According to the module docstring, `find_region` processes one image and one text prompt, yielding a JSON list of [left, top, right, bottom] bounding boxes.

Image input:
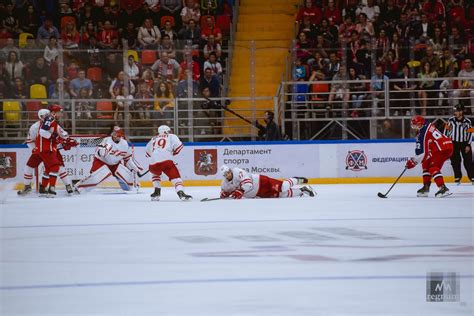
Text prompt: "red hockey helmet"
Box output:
[[111, 126, 124, 139], [410, 115, 425, 129], [48, 104, 63, 113]]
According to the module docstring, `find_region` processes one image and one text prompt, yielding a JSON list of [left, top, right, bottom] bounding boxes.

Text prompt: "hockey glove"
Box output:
[[405, 158, 417, 169], [220, 190, 230, 199], [230, 189, 244, 199], [61, 138, 79, 151]]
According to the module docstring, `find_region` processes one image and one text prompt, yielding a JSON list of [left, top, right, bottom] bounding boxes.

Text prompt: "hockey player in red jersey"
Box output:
[[219, 165, 315, 199], [34, 104, 70, 196], [75, 126, 143, 192], [406, 115, 454, 197], [145, 125, 192, 201], [39, 105, 77, 195], [17, 109, 51, 195]]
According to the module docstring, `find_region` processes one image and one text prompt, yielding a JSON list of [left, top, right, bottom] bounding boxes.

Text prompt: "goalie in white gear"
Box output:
[[75, 126, 143, 192], [219, 165, 315, 199], [145, 125, 192, 201]]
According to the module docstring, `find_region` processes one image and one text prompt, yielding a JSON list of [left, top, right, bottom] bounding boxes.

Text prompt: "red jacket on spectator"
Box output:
[[296, 6, 322, 25], [61, 32, 81, 46], [66, 65, 79, 80], [323, 7, 341, 25], [97, 29, 118, 46], [179, 60, 200, 81], [448, 6, 466, 26], [202, 26, 222, 41], [422, 0, 445, 22], [0, 30, 12, 48], [72, 0, 87, 12]]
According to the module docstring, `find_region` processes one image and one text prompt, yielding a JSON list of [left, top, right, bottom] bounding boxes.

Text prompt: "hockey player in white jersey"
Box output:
[[17, 108, 76, 196], [145, 125, 192, 201], [219, 165, 315, 199], [75, 126, 143, 192]]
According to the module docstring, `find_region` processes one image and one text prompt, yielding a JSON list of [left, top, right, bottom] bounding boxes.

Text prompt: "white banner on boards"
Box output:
[[1, 141, 456, 183]]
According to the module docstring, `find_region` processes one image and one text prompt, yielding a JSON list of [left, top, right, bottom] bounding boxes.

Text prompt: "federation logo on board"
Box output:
[[345, 150, 368, 171], [194, 149, 217, 176], [0, 152, 16, 178]]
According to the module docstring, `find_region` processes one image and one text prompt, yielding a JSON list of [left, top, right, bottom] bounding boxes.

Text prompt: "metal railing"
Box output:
[[278, 76, 473, 140], [1, 96, 275, 142]]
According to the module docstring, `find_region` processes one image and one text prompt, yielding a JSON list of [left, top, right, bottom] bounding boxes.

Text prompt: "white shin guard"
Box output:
[[171, 178, 184, 192], [151, 174, 161, 189], [281, 178, 297, 192], [279, 188, 303, 198], [23, 165, 35, 185], [59, 166, 71, 186]]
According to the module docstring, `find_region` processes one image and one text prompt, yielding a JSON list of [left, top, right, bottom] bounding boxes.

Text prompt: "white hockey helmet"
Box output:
[[158, 125, 171, 135], [220, 164, 231, 176], [38, 109, 50, 120]]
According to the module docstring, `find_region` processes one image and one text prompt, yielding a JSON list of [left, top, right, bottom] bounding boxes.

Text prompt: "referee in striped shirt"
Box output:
[[444, 104, 474, 184]]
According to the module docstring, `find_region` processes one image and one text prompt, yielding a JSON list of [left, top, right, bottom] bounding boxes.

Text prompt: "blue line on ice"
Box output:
[[1, 216, 472, 229], [2, 275, 473, 291]]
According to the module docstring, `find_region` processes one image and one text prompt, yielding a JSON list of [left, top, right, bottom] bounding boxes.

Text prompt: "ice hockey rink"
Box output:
[[1, 183, 473, 315]]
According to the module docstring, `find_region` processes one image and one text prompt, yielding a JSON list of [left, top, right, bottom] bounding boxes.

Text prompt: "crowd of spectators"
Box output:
[[0, 0, 232, 136], [293, 0, 474, 119]]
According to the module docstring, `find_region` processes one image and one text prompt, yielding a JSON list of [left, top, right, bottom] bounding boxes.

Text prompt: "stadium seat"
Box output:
[[141, 50, 157, 65], [30, 84, 47, 99], [87, 67, 102, 82], [216, 15, 231, 36], [3, 101, 21, 123], [19, 32, 33, 48], [61, 16, 76, 30], [160, 16, 175, 28], [127, 50, 139, 62], [26, 101, 42, 121], [96, 101, 113, 119], [200, 15, 215, 29], [310, 83, 329, 102]]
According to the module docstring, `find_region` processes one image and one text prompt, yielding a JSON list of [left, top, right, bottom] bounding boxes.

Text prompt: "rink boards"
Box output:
[[2, 139, 469, 186]]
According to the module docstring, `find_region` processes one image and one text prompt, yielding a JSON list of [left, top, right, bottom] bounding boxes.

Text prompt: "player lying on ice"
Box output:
[[405, 115, 453, 197], [146, 125, 192, 201], [75, 126, 143, 193], [219, 165, 315, 199]]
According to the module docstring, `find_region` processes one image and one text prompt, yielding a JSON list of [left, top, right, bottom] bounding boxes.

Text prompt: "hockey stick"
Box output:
[[202, 97, 265, 132], [200, 197, 222, 202], [377, 167, 407, 198], [137, 169, 149, 178]]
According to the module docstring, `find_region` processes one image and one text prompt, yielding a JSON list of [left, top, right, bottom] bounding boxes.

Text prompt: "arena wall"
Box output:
[[0, 140, 468, 188]]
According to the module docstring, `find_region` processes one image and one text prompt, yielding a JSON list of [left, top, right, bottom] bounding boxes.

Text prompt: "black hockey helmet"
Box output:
[[453, 104, 465, 112]]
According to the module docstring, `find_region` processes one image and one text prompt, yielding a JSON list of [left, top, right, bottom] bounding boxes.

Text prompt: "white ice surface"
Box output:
[[0, 183, 473, 316]]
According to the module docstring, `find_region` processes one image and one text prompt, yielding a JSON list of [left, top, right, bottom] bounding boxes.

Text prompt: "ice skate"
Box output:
[[416, 184, 430, 197], [294, 177, 308, 184], [47, 186, 57, 198], [301, 185, 315, 197], [17, 184, 32, 196], [177, 190, 192, 201], [150, 188, 161, 201], [435, 185, 452, 198], [65, 184, 74, 195], [39, 185, 48, 197]]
